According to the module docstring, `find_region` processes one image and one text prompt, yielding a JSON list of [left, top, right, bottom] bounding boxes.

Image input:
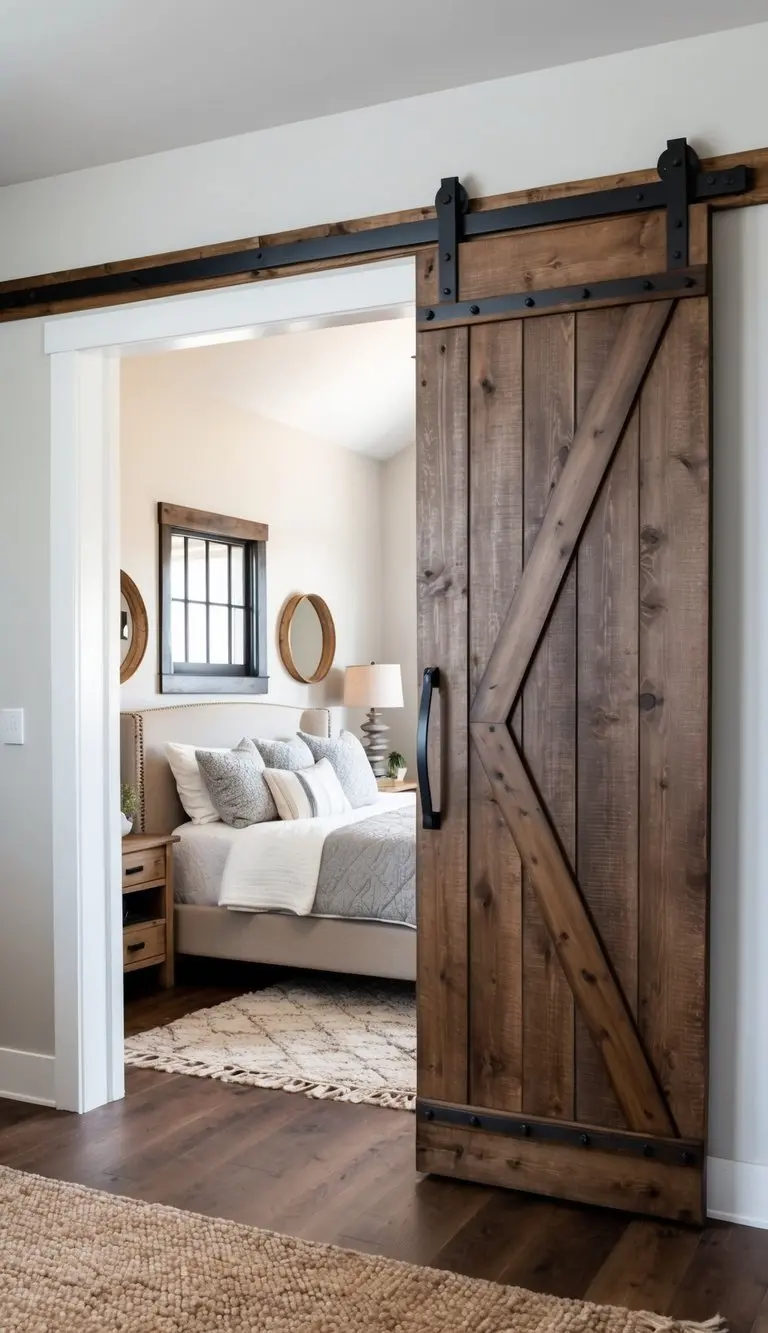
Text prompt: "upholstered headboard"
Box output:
[[120, 702, 332, 835]]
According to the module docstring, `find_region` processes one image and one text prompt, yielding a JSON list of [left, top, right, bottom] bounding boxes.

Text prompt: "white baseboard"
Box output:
[[0, 1046, 55, 1107], [707, 1155, 768, 1228]]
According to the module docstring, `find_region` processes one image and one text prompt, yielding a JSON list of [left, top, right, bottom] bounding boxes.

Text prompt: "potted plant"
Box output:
[[121, 783, 139, 836], [387, 751, 407, 782]]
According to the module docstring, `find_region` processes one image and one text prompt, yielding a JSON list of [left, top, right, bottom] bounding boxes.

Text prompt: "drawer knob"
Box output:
[[125, 865, 144, 877], [127, 942, 145, 954]]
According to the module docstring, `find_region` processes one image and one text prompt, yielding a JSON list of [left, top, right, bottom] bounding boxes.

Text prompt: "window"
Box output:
[[158, 503, 268, 693]]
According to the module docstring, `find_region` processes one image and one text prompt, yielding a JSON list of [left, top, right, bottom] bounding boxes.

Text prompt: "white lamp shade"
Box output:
[[344, 663, 403, 709]]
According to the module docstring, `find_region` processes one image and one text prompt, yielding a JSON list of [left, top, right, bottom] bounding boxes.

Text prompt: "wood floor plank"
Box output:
[[585, 1220, 700, 1311], [0, 978, 764, 1321], [338, 1173, 491, 1267], [429, 1190, 535, 1283], [751, 1289, 768, 1333], [496, 1199, 627, 1299], [669, 1225, 768, 1333]]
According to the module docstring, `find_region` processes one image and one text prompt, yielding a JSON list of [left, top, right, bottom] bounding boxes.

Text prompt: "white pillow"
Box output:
[[166, 742, 230, 824], [263, 758, 351, 821]]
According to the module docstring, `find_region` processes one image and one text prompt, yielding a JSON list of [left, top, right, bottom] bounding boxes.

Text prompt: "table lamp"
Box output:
[[343, 663, 404, 777]]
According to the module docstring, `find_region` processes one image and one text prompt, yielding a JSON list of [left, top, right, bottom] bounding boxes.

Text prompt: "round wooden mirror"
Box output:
[[120, 570, 149, 684], [278, 594, 336, 684]]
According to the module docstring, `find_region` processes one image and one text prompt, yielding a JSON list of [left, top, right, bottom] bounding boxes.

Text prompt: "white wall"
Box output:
[[120, 350, 382, 728], [709, 204, 768, 1223], [2, 23, 768, 281], [1, 20, 768, 1216], [0, 320, 54, 1081], [380, 445, 417, 772]]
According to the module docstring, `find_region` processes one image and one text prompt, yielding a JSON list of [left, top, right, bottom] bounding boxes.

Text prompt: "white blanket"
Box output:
[[218, 792, 410, 916]]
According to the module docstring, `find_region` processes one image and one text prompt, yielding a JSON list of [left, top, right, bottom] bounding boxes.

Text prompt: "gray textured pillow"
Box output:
[[298, 729, 378, 809], [196, 738, 277, 828], [253, 736, 314, 771]]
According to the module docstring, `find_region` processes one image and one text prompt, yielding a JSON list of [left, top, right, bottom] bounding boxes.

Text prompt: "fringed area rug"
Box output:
[[125, 978, 417, 1110], [0, 1167, 721, 1333]]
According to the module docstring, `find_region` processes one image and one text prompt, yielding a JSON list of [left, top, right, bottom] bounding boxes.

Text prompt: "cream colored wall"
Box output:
[[380, 445, 417, 772], [120, 350, 384, 734]]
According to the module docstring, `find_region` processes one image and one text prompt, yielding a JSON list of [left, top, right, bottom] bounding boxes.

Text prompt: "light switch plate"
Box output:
[[0, 709, 24, 745]]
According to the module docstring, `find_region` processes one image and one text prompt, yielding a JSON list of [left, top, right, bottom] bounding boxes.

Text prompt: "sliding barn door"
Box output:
[[415, 193, 710, 1222]]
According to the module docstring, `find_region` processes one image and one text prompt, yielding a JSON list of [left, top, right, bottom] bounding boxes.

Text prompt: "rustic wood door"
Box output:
[[415, 196, 710, 1222]]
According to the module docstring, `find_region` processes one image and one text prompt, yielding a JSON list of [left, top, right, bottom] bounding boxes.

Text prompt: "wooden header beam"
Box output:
[[0, 145, 765, 323]]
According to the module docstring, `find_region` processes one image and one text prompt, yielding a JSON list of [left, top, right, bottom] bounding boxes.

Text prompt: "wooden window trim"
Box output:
[[158, 502, 268, 544], [158, 503, 268, 695]]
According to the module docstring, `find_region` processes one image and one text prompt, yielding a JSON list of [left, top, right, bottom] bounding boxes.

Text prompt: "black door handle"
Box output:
[[417, 666, 441, 830]]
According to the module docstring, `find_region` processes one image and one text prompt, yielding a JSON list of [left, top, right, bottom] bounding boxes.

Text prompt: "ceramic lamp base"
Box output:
[[360, 708, 389, 778]]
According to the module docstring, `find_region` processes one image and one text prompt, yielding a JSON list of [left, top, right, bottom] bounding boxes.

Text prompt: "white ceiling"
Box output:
[[154, 316, 416, 461], [1, 1, 765, 186]]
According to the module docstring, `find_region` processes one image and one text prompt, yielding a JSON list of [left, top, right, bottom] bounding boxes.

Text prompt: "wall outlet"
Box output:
[[0, 709, 25, 745]]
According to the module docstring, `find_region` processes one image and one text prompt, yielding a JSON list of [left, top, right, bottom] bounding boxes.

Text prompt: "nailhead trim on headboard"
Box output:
[[123, 702, 332, 835]]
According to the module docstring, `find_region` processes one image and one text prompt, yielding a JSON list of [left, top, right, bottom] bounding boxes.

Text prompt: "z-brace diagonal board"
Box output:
[[471, 724, 675, 1136], [471, 299, 674, 725], [470, 298, 678, 1138]]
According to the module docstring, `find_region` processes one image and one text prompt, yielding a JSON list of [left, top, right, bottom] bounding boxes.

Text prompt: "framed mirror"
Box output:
[[278, 593, 336, 684], [120, 570, 149, 684]]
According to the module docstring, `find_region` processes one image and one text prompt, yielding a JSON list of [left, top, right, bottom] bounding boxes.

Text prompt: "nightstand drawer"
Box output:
[[122, 846, 165, 891], [123, 920, 165, 970]]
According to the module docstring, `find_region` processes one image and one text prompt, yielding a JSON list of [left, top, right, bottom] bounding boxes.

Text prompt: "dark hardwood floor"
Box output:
[[1, 969, 767, 1328]]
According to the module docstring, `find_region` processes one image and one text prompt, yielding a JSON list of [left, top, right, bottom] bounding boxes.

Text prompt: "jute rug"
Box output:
[[125, 978, 417, 1110], [0, 1167, 719, 1333]]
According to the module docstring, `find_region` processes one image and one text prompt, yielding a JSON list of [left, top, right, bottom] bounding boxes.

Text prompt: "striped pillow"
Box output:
[[263, 758, 351, 821]]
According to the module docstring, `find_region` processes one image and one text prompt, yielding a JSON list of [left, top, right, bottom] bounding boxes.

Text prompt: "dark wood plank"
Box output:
[[520, 312, 576, 1121], [457, 212, 666, 304], [471, 724, 677, 1141], [417, 1119, 702, 1222], [575, 306, 639, 1129], [416, 304, 469, 1106], [468, 318, 524, 1111], [472, 299, 674, 724], [638, 296, 710, 1142], [585, 1219, 700, 1310]]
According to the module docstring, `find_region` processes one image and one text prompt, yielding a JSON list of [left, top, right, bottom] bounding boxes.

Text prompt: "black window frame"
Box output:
[[158, 503, 268, 695]]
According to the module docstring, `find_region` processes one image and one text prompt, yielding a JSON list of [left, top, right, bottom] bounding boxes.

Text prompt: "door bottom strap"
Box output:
[[416, 1100, 703, 1168]]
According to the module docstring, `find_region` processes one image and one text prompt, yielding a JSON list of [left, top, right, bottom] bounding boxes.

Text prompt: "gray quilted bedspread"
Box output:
[[312, 806, 416, 927]]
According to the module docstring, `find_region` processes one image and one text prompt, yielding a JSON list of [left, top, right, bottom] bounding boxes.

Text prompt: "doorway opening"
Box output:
[[49, 258, 416, 1114]]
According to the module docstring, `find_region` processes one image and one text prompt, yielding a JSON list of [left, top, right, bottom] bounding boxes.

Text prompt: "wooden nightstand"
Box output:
[[377, 778, 418, 794], [122, 833, 180, 988]]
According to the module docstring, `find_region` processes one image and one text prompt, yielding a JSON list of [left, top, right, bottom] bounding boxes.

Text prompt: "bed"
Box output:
[[120, 702, 417, 981]]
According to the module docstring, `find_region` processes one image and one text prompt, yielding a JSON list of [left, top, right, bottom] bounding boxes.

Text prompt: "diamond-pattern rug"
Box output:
[[125, 978, 417, 1110]]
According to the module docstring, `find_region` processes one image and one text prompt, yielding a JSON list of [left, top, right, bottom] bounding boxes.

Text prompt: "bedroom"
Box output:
[[118, 307, 421, 1108]]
